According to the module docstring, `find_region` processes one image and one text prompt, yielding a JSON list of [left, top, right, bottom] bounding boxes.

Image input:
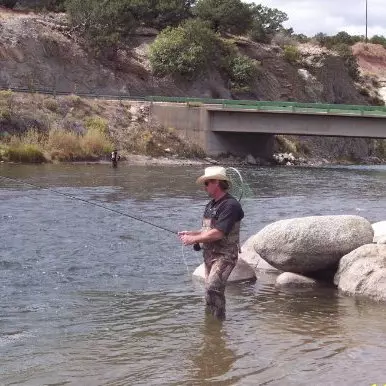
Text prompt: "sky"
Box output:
[[244, 0, 386, 38]]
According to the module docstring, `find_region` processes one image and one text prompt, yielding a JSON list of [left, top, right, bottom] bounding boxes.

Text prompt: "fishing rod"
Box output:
[[0, 175, 177, 235]]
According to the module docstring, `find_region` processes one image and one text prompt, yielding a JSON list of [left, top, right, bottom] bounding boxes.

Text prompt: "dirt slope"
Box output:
[[0, 7, 377, 105]]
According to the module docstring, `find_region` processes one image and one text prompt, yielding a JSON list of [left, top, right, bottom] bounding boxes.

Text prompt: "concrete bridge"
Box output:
[[149, 97, 386, 157]]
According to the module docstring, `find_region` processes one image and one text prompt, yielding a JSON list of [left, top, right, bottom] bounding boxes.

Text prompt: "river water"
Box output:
[[1, 163, 386, 386]]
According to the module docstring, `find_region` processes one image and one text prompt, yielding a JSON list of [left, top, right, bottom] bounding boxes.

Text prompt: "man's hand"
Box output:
[[178, 232, 197, 246]]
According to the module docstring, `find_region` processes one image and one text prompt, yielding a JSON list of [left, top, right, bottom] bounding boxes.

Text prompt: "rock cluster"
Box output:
[[192, 215, 386, 303]]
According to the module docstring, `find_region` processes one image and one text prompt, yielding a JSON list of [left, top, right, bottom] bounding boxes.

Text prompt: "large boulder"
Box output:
[[372, 221, 386, 243], [192, 258, 256, 282], [239, 235, 278, 272], [253, 215, 373, 273], [334, 244, 386, 301]]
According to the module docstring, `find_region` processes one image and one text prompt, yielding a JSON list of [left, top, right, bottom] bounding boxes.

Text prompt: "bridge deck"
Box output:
[[148, 96, 386, 118]]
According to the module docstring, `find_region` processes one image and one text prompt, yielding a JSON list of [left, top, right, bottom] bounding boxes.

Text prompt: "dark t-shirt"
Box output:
[[203, 193, 244, 235]]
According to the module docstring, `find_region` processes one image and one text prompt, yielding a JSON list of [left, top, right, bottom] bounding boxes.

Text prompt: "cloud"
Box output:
[[244, 0, 386, 37]]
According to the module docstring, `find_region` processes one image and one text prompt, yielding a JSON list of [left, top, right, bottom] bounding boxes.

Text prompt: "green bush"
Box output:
[[283, 45, 300, 64], [194, 0, 253, 34], [149, 19, 216, 78], [43, 98, 59, 112], [66, 0, 137, 51], [84, 116, 109, 134], [0, 108, 11, 120], [248, 4, 288, 43], [370, 35, 386, 47], [228, 55, 259, 89]]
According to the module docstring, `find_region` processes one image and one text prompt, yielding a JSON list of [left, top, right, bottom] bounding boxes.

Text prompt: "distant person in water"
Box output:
[[178, 166, 244, 320], [111, 149, 120, 168]]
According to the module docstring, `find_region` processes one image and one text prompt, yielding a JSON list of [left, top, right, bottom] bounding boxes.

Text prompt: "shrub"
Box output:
[[43, 98, 59, 112], [23, 129, 46, 146], [66, 0, 137, 51], [370, 35, 386, 47], [272, 32, 297, 47], [5, 144, 46, 163], [283, 45, 300, 64], [80, 129, 113, 156], [248, 4, 289, 43], [47, 129, 83, 160], [84, 116, 109, 134], [194, 0, 253, 34], [149, 19, 216, 78], [228, 55, 259, 89], [275, 135, 310, 155], [0, 108, 11, 120]]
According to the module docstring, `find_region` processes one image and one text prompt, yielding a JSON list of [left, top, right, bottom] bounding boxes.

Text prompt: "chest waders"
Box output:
[[201, 217, 241, 320]]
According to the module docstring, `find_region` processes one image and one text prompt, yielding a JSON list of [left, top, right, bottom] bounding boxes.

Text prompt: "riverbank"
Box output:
[[1, 91, 386, 166], [94, 152, 386, 168]]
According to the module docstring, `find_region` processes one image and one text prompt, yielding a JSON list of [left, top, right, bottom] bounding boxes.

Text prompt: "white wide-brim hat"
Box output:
[[196, 166, 230, 184]]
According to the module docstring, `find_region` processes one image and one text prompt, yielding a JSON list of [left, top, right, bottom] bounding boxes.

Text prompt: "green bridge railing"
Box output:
[[3, 86, 386, 117], [146, 96, 386, 117]]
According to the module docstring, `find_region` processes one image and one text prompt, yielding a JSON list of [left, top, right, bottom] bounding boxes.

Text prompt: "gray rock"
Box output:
[[239, 235, 278, 272], [372, 221, 386, 243], [253, 215, 374, 273], [334, 244, 386, 301], [245, 154, 257, 165], [377, 236, 386, 245], [275, 272, 320, 288], [192, 258, 256, 282]]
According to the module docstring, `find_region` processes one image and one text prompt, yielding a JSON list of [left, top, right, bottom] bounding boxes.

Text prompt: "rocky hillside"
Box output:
[[1, 7, 386, 164], [1, 6, 384, 103]]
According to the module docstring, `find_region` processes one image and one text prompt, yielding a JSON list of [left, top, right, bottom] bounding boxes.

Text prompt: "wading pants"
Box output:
[[203, 250, 237, 320]]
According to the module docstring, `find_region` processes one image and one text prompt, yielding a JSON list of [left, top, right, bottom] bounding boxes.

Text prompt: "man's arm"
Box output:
[[179, 228, 224, 246]]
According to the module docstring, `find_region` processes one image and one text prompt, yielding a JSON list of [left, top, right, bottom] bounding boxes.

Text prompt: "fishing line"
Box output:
[[0, 175, 177, 235]]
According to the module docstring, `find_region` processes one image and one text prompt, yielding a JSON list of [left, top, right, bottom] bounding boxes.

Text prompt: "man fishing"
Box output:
[[178, 166, 244, 320], [111, 149, 120, 168]]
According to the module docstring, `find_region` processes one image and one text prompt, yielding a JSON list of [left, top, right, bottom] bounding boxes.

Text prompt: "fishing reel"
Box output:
[[193, 243, 202, 251]]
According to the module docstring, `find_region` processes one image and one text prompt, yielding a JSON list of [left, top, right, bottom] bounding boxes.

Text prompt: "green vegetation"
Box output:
[[0, 127, 114, 163], [66, 0, 137, 53], [275, 135, 310, 156], [283, 45, 300, 64], [248, 3, 289, 43], [222, 50, 259, 90], [194, 0, 252, 34], [149, 19, 216, 78], [0, 93, 206, 163], [314, 31, 362, 49]]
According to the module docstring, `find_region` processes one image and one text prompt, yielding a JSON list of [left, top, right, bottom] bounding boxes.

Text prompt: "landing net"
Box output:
[[225, 167, 254, 202]]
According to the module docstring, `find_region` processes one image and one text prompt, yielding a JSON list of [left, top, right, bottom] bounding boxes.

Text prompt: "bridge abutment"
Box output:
[[150, 103, 274, 158]]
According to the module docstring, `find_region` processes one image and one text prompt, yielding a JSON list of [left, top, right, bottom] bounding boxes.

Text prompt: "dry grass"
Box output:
[[0, 127, 113, 163], [0, 91, 204, 163]]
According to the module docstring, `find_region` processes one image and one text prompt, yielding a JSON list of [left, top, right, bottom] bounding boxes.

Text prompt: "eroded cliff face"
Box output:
[[0, 7, 381, 104]]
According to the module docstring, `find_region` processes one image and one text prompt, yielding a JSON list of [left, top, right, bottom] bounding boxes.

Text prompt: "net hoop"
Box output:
[[226, 166, 244, 202]]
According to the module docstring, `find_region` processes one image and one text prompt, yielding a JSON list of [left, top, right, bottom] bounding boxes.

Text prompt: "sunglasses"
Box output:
[[204, 180, 215, 186]]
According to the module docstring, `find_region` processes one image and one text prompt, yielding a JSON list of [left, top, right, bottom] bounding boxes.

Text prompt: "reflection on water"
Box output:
[[1, 163, 386, 385], [190, 314, 236, 386]]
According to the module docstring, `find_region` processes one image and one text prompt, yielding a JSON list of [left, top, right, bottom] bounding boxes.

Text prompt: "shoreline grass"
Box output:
[[0, 128, 114, 163]]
